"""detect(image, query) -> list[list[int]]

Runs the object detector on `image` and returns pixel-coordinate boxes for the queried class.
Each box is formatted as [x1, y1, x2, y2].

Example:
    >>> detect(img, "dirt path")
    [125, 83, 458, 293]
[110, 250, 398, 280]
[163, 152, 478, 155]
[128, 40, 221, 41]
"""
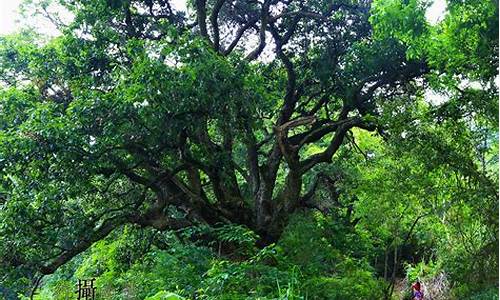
[392, 273, 450, 300]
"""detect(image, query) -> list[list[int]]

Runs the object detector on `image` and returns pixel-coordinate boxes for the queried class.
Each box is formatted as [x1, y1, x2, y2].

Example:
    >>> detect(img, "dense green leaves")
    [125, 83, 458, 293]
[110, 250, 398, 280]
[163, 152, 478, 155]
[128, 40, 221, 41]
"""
[0, 0, 497, 298]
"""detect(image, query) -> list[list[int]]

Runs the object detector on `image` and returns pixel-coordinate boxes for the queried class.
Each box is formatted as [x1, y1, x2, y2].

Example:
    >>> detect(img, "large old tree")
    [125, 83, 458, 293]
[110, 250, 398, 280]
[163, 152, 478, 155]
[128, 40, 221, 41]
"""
[0, 0, 497, 284]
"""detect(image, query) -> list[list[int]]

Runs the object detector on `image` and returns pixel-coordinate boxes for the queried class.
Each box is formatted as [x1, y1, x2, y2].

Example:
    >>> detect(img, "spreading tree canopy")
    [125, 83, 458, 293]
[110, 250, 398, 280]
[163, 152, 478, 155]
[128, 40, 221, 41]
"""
[0, 0, 497, 286]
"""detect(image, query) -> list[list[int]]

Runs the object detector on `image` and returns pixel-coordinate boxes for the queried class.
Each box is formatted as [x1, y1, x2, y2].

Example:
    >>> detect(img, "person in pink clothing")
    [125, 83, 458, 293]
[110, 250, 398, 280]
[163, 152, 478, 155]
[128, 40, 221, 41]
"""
[411, 281, 424, 300]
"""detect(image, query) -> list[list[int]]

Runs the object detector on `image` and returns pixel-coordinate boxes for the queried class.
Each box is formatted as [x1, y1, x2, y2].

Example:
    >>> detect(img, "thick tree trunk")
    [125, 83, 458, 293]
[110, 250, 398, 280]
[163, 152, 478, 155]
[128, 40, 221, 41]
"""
[255, 177, 276, 244]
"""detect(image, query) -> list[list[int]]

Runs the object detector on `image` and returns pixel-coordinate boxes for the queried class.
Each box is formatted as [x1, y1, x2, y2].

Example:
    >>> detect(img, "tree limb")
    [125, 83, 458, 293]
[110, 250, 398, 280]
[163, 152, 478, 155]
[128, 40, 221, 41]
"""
[246, 0, 270, 60]
[196, 0, 211, 42]
[299, 117, 362, 174]
[210, 0, 226, 51]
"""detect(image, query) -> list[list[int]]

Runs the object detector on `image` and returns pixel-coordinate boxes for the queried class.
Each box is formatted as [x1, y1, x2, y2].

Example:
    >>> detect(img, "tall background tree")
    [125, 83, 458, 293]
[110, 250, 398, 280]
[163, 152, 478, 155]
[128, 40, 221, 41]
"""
[0, 0, 497, 298]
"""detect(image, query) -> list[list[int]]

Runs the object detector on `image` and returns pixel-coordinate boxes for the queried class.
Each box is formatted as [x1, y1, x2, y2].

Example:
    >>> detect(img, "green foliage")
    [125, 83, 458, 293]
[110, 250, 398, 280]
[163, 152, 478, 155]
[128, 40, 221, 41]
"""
[303, 272, 382, 300]
[463, 287, 499, 300]
[26, 211, 389, 300]
[73, 227, 212, 299]
[370, 0, 430, 59]
[405, 260, 441, 283]
[0, 0, 497, 299]
[144, 291, 184, 300]
[210, 224, 259, 257]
